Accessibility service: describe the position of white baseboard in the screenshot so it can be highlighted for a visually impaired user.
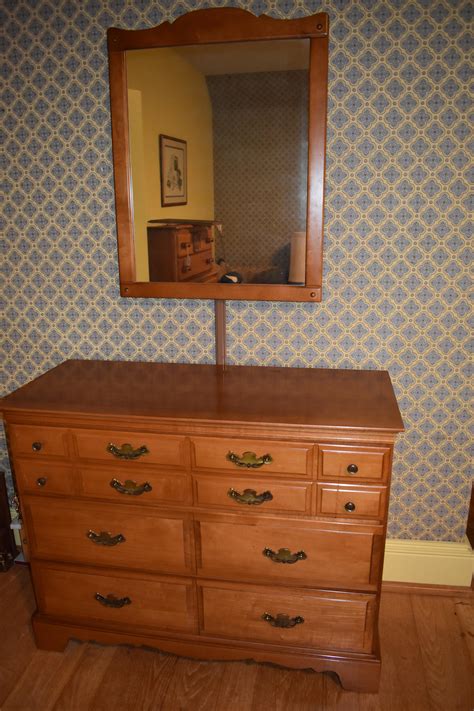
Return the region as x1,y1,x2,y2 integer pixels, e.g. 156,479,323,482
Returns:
383,537,474,587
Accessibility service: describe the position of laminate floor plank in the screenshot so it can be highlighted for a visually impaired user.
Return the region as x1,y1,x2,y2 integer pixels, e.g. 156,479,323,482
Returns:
376,592,432,711
453,596,474,667
250,663,326,711
84,645,178,711
51,642,116,711
213,660,259,711
1,641,88,711
0,567,40,706
411,594,474,711
160,657,227,711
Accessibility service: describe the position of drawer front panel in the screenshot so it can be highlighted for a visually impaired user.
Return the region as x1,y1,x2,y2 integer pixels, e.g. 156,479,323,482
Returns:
317,484,387,521
197,518,380,588
8,425,69,458
178,250,213,280
79,466,189,506
14,460,74,496
32,562,196,633
319,445,391,482
73,430,186,468
24,497,192,575
194,475,311,514
191,438,312,478
200,581,375,653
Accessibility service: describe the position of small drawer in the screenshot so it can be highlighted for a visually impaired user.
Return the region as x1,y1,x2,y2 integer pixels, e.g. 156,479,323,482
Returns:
200,581,375,653
317,484,387,521
194,475,311,514
191,437,312,478
24,496,193,575
79,466,189,506
319,445,391,482
32,562,196,634
8,425,69,459
196,515,381,589
14,460,74,496
73,430,186,469
176,228,193,257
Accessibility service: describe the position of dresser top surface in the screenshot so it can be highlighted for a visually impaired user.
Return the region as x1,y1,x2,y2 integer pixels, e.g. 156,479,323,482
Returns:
1,360,404,432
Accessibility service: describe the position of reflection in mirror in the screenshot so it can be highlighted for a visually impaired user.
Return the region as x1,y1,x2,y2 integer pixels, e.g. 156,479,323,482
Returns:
125,40,309,285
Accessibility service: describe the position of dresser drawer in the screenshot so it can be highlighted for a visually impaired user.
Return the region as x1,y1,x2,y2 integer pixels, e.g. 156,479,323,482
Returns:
178,250,214,280
191,437,312,478
193,475,311,514
32,562,196,634
196,515,381,589
200,581,375,653
318,445,391,482
316,484,387,521
73,429,186,468
14,460,75,496
8,425,69,459
78,466,189,506
24,496,193,575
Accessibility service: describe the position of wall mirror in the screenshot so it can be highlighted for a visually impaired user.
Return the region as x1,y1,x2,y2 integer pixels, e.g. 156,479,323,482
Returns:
108,8,328,302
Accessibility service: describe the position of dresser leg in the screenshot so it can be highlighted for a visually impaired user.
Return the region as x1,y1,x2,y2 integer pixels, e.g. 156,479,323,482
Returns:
32,614,70,652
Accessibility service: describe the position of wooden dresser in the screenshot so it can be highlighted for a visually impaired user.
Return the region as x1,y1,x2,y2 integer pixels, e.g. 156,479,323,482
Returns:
1,360,403,692
147,222,218,282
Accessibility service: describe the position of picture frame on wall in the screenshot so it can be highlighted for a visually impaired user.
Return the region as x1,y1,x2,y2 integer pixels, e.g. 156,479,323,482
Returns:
159,134,187,207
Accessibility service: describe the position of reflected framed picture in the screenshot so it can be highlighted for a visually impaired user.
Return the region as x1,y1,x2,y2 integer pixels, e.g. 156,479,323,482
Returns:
159,134,187,207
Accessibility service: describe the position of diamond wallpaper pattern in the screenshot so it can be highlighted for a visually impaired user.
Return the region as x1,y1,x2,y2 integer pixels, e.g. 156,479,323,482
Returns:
0,0,472,542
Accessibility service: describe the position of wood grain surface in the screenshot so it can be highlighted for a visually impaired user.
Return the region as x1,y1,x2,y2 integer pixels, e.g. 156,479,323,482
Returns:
1,565,472,711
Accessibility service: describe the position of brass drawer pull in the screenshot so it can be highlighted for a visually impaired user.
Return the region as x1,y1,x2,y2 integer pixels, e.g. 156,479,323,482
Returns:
262,612,304,628
87,530,126,546
106,443,149,460
228,488,273,505
227,451,273,468
95,592,131,608
110,478,152,496
344,501,356,512
32,441,43,452
36,477,47,487
347,464,358,474
263,547,307,564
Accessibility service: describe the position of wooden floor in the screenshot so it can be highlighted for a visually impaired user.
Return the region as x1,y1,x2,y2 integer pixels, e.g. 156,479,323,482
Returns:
0,566,472,711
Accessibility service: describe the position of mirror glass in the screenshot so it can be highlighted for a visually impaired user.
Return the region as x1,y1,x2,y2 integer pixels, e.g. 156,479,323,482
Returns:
125,39,309,285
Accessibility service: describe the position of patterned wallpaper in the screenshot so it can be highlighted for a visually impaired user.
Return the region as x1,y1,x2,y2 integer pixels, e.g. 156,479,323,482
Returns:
0,0,472,543
208,69,308,278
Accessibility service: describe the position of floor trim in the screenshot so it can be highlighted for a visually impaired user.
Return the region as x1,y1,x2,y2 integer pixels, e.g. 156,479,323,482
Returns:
383,537,474,587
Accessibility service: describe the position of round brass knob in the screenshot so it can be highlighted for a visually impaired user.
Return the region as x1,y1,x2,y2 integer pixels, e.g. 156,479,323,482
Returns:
31,442,43,452
36,477,47,487
347,464,358,474
344,501,356,512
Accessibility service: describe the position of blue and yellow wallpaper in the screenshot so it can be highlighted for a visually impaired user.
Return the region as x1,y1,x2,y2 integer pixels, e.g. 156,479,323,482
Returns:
0,0,471,543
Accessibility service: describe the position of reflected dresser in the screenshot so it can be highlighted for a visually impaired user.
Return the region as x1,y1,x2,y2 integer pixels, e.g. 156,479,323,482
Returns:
147,221,218,283
1,360,403,692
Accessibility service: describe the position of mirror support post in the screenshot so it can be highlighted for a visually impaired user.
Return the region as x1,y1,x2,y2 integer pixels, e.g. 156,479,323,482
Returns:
215,300,226,366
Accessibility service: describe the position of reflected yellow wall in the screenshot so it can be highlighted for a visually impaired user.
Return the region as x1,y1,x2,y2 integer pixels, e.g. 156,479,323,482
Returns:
127,49,214,281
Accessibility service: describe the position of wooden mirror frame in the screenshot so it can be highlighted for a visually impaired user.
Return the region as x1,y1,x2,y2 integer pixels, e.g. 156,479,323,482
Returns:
108,8,329,302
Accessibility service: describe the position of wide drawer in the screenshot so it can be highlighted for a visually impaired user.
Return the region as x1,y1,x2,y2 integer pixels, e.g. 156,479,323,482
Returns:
196,515,381,589
193,475,311,514
8,424,69,458
78,466,189,506
178,250,213,280
318,445,391,482
73,429,186,468
23,496,193,575
191,437,313,478
200,580,375,653
14,460,75,496
316,484,387,521
32,562,196,634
